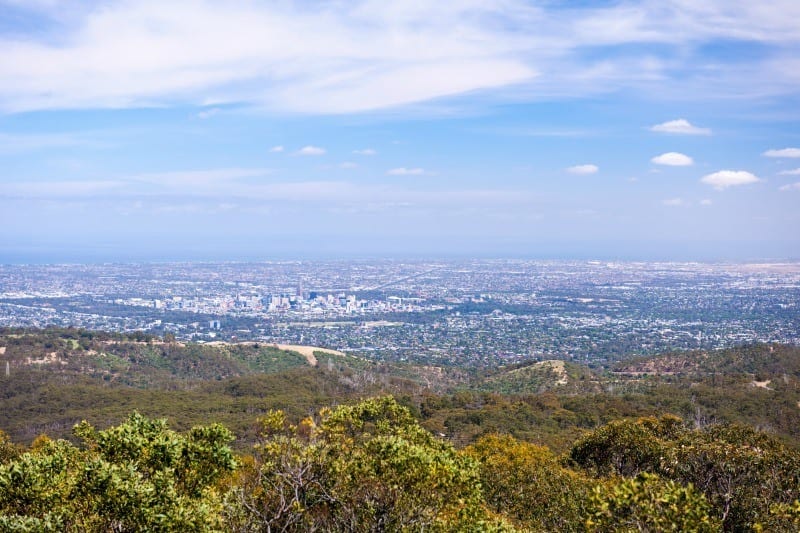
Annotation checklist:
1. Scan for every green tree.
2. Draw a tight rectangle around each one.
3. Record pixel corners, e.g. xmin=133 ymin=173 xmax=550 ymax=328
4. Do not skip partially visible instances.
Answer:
xmin=570 ymin=417 xmax=800 ymax=531
xmin=0 ymin=430 xmax=19 ymax=465
xmin=0 ymin=413 xmax=237 ymax=532
xmin=660 ymin=424 xmax=800 ymax=531
xmin=227 ymin=396 xmax=513 ymax=532
xmin=465 ymin=433 xmax=592 ymax=531
xmin=586 ymin=472 xmax=720 ymax=532
xmin=568 ymin=415 xmax=684 ymax=477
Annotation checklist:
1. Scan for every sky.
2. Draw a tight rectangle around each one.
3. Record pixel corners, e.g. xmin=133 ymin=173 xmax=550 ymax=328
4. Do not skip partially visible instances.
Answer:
xmin=1 ymin=0 xmax=799 ymax=263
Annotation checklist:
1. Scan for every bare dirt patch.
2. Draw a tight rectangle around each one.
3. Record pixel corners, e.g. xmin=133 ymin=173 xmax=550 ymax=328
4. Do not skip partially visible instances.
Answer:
xmin=538 ymin=360 xmax=569 ymax=385
xmin=275 ymin=344 xmax=345 ymax=367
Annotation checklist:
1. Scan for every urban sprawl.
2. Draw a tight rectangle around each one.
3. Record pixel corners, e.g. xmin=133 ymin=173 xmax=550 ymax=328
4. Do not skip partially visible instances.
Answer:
xmin=1 ymin=260 xmax=798 ymax=368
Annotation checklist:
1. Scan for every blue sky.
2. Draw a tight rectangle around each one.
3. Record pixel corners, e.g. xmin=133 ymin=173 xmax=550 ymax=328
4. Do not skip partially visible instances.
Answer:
xmin=1 ymin=0 xmax=799 ymax=262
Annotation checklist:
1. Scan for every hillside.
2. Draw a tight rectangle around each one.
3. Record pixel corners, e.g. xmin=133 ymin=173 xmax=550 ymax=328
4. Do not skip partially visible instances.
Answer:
xmin=1 ymin=328 xmax=800 ymax=452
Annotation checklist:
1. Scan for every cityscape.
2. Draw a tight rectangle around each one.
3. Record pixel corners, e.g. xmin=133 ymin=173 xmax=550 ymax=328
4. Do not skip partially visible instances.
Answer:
xmin=2 ymin=260 xmax=797 ymax=368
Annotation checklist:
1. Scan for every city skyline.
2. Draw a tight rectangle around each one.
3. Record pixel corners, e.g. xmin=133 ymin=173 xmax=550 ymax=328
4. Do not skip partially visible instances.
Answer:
xmin=1 ymin=1 xmax=799 ymax=263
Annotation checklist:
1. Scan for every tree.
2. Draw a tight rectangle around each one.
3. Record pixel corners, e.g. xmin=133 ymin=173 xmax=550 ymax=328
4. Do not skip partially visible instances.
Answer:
xmin=570 ymin=416 xmax=800 ymax=531
xmin=0 ymin=413 xmax=237 ymax=532
xmin=586 ymin=472 xmax=720 ymax=532
xmin=568 ymin=415 xmax=683 ymax=477
xmin=660 ymin=424 xmax=800 ymax=531
xmin=226 ymin=397 xmax=513 ymax=532
xmin=466 ymin=433 xmax=593 ymax=531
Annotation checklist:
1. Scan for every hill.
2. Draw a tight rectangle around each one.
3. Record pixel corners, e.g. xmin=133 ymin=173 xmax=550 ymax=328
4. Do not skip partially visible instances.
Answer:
xmin=1 ymin=328 xmax=800 ymax=453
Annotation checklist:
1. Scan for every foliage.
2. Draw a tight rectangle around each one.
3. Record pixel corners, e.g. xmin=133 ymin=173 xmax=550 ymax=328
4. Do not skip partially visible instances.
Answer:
xmin=568 ymin=415 xmax=683 ymax=477
xmin=586 ymin=472 xmax=720 ymax=532
xmin=0 ymin=414 xmax=236 ymax=532
xmin=226 ymin=397 xmax=511 ymax=532
xmin=466 ymin=433 xmax=592 ymax=531
xmin=661 ymin=424 xmax=800 ymax=531
xmin=0 ymin=431 xmax=20 ymax=465
xmin=570 ymin=416 xmax=800 ymax=531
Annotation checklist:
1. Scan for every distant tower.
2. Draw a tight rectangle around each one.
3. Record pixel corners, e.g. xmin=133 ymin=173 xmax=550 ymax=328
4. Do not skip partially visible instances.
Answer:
xmin=298 ymin=279 xmax=305 ymax=300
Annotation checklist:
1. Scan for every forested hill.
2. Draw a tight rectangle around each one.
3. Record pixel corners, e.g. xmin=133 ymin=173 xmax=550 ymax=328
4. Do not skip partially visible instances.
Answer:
xmin=1 ymin=327 xmax=800 ymax=451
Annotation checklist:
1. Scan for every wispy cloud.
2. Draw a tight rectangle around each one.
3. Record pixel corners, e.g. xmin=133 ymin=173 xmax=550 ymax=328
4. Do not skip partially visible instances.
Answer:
xmin=196 ymin=107 xmax=220 ymax=119
xmin=0 ymin=132 xmax=107 ymax=153
xmin=0 ymin=180 xmax=127 ymax=197
xmin=0 ymin=171 xmax=539 ymax=219
xmin=1 ymin=2 xmax=799 ymax=114
xmin=650 ymin=119 xmax=711 ymax=136
xmin=566 ymin=164 xmax=598 ymax=175
xmin=701 ymin=170 xmax=760 ymax=190
xmin=387 ymin=167 xmax=426 ymax=176
xmin=778 ymin=168 xmax=800 ymax=175
xmin=663 ymin=197 xmax=688 ymax=207
xmin=763 ymin=147 xmax=800 ymax=158
xmin=779 ymin=182 xmax=800 ymax=191
xmin=339 ymin=162 xmax=358 ymax=169
xmin=132 ymin=168 xmax=272 ymax=187
xmin=269 ymin=145 xmax=285 ymax=153
xmin=0 ymin=168 xmax=270 ymax=200
xmin=294 ymin=146 xmax=326 ymax=156
xmin=651 ymin=152 xmax=693 ymax=166
xmin=353 ymin=149 xmax=376 ymax=156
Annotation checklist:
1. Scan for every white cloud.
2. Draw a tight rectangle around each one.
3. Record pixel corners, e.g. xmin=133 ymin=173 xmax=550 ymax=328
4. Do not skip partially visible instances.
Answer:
xmin=778 ymin=168 xmax=800 ymax=175
xmin=566 ymin=164 xmax=598 ymax=175
xmin=2 ymin=2 xmax=799 ymax=114
xmin=763 ymin=148 xmax=800 ymax=158
xmin=353 ymin=149 xmax=376 ymax=156
xmin=0 ymin=2 xmax=537 ymax=114
xmin=387 ymin=167 xmax=426 ymax=176
xmin=269 ymin=145 xmax=284 ymax=153
xmin=651 ymin=152 xmax=694 ymax=166
xmin=700 ymin=199 xmax=713 ymax=206
xmin=294 ymin=146 xmax=326 ymax=156
xmin=339 ymin=162 xmax=358 ymax=169
xmin=662 ymin=197 xmax=688 ymax=207
xmin=779 ymin=182 xmax=800 ymax=191
xmin=650 ymin=119 xmax=711 ymax=135
xmin=196 ymin=107 xmax=220 ymax=119
xmin=701 ymin=170 xmax=760 ymax=190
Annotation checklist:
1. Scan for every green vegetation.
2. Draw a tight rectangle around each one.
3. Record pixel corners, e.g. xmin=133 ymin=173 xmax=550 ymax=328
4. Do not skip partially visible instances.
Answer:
xmin=2 ymin=328 xmax=800 ymax=530
xmin=0 ymin=413 xmax=236 ymax=531
xmin=1 ymin=399 xmax=798 ymax=531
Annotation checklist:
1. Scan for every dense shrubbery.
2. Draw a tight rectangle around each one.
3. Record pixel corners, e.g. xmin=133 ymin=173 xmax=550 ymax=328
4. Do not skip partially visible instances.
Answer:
xmin=1 ymin=398 xmax=798 ymax=531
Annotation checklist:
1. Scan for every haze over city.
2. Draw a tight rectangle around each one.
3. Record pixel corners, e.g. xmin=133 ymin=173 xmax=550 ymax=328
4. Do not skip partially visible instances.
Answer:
xmin=1 ymin=1 xmax=799 ymax=262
